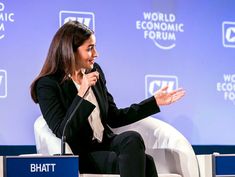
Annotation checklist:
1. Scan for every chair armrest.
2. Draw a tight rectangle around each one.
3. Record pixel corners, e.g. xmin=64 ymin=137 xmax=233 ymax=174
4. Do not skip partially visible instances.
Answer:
xmin=34 ymin=115 xmax=72 ymax=155
xmin=196 ymin=154 xmax=213 ymax=177
xmin=112 ymin=116 xmax=200 ymax=177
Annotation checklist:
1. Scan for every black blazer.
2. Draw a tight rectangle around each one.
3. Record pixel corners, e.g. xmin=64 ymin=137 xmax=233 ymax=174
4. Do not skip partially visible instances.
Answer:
xmin=36 ymin=63 xmax=160 ymax=154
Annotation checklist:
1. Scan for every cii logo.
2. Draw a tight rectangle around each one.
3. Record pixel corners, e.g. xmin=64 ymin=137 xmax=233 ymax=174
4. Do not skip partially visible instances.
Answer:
xmin=0 ymin=70 xmax=7 ymax=98
xmin=145 ymin=75 xmax=178 ymax=98
xmin=222 ymin=21 xmax=235 ymax=48
xmin=59 ymin=11 xmax=95 ymax=30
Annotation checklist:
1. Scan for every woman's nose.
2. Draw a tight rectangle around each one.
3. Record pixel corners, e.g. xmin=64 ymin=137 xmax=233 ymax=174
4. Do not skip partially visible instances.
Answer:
xmin=93 ymin=47 xmax=99 ymax=58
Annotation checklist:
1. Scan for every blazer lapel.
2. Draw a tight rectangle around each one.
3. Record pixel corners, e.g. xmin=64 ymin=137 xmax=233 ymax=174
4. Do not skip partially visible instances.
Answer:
xmin=61 ymin=77 xmax=107 ymax=119
xmin=92 ymin=81 xmax=106 ymax=120
xmin=61 ymin=79 xmax=78 ymax=107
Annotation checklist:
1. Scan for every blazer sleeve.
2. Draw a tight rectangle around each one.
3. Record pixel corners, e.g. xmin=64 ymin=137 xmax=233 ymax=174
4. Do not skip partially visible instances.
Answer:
xmin=95 ymin=63 xmax=161 ymax=128
xmin=106 ymin=93 xmax=160 ymax=128
xmin=36 ymin=76 xmax=95 ymax=138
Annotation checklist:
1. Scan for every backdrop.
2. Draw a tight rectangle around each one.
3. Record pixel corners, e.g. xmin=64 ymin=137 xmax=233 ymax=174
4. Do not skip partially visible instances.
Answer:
xmin=0 ymin=0 xmax=235 ymax=145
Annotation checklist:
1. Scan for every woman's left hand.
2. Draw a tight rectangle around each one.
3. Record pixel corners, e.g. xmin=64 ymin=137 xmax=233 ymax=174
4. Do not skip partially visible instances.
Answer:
xmin=154 ymin=86 xmax=185 ymax=106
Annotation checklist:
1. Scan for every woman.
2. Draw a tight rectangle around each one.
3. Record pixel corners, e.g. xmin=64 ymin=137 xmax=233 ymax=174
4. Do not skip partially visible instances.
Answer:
xmin=30 ymin=20 xmax=185 ymax=177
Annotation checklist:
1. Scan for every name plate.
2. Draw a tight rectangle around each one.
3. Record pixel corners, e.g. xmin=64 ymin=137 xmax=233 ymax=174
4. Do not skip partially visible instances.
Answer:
xmin=4 ymin=155 xmax=79 ymax=177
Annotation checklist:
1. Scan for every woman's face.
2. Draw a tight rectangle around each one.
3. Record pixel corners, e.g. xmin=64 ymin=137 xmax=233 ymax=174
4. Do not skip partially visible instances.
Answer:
xmin=75 ymin=34 xmax=98 ymax=71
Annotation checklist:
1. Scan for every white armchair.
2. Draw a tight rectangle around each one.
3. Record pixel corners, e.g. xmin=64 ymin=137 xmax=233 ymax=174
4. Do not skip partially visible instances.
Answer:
xmin=34 ymin=115 xmax=199 ymax=177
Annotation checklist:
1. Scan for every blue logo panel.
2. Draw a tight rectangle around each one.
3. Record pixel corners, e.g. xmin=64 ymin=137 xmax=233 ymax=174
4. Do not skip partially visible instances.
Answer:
xmin=59 ymin=11 xmax=95 ymax=30
xmin=145 ymin=75 xmax=178 ymax=98
xmin=222 ymin=21 xmax=235 ymax=48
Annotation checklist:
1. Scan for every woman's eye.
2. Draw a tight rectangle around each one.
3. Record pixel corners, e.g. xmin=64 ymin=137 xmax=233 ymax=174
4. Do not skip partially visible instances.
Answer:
xmin=87 ymin=46 xmax=93 ymax=51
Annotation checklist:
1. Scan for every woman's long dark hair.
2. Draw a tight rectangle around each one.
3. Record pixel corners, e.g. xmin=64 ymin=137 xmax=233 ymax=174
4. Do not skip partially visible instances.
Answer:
xmin=30 ymin=21 xmax=93 ymax=103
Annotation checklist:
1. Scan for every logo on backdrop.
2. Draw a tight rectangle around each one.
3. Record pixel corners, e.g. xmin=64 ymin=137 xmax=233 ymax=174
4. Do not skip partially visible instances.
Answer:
xmin=136 ymin=12 xmax=184 ymax=50
xmin=145 ymin=75 xmax=178 ymax=98
xmin=217 ymin=74 xmax=235 ymax=105
xmin=59 ymin=11 xmax=95 ymax=30
xmin=0 ymin=70 xmax=7 ymax=98
xmin=222 ymin=21 xmax=235 ymax=48
xmin=0 ymin=2 xmax=15 ymax=40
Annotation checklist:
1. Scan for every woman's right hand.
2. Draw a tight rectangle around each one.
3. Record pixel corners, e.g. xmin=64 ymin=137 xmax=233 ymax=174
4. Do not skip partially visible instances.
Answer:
xmin=78 ymin=71 xmax=99 ymax=97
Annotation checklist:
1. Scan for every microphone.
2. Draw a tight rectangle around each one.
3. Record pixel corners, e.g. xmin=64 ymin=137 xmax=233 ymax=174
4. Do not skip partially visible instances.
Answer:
xmin=60 ymin=67 xmax=96 ymax=155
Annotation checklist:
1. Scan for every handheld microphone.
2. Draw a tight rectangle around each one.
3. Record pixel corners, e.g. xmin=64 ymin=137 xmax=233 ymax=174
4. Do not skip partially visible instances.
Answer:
xmin=60 ymin=67 xmax=96 ymax=155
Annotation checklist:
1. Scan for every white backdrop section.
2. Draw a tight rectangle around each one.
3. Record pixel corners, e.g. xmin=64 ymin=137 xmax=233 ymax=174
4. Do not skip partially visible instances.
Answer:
xmin=0 ymin=0 xmax=235 ymax=145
